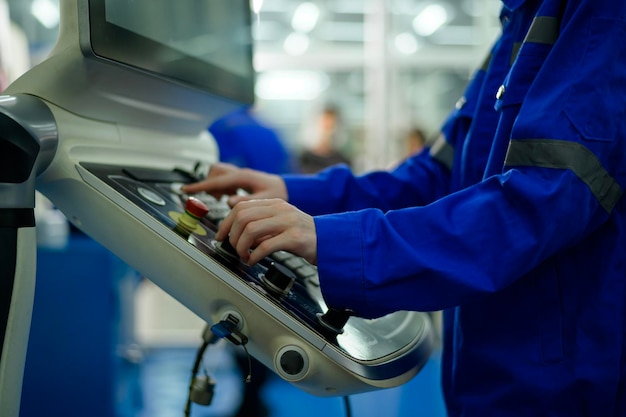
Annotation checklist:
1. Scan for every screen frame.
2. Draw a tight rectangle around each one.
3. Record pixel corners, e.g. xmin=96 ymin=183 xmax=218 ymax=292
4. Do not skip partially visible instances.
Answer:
xmin=86 ymin=0 xmax=255 ymax=105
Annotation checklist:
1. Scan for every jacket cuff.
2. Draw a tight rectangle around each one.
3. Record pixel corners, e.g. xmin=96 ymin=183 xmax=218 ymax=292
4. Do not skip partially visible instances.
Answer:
xmin=314 ymin=213 xmax=369 ymax=316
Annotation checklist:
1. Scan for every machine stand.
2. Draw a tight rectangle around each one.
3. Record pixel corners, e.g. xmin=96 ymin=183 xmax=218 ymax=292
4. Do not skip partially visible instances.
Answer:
xmin=0 ymin=94 xmax=58 ymax=417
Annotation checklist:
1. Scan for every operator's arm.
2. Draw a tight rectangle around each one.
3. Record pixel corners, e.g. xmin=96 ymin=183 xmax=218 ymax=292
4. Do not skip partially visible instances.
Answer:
xmin=315 ymin=168 xmax=608 ymax=317
xmin=316 ymin=1 xmax=626 ymax=318
xmin=283 ymin=150 xmax=452 ymax=216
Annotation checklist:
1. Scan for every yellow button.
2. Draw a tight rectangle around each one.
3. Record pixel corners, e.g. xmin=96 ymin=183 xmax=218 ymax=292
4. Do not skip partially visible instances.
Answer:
xmin=496 ymin=85 xmax=506 ymax=100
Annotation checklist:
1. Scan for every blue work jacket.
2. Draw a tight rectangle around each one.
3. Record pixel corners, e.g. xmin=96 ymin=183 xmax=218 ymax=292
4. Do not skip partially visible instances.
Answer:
xmin=283 ymin=0 xmax=626 ymax=415
xmin=209 ymin=107 xmax=295 ymax=174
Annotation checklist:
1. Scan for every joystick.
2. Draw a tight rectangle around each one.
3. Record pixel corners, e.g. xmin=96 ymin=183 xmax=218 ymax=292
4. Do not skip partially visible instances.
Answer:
xmin=317 ymin=308 xmax=353 ymax=335
xmin=216 ymin=237 xmax=240 ymax=259
xmin=261 ymin=262 xmax=296 ymax=296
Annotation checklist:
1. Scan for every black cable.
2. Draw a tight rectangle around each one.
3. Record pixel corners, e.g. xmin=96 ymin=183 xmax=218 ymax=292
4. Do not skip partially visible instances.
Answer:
xmin=343 ymin=396 xmax=352 ymax=417
xmin=184 ymin=318 xmax=251 ymax=417
xmin=188 ymin=320 xmax=351 ymax=417
xmin=241 ymin=343 xmax=253 ymax=383
xmin=184 ymin=340 xmax=209 ymax=417
xmin=184 ymin=324 xmax=218 ymax=417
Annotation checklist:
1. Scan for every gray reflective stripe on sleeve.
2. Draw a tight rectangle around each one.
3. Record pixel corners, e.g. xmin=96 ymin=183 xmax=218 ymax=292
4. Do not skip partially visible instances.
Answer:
xmin=430 ymin=133 xmax=455 ymax=171
xmin=505 ymin=139 xmax=623 ymax=213
xmin=510 ymin=42 xmax=522 ymax=65
xmin=511 ymin=16 xmax=559 ymax=64
xmin=480 ymin=53 xmax=492 ymax=72
xmin=524 ymin=16 xmax=560 ymax=45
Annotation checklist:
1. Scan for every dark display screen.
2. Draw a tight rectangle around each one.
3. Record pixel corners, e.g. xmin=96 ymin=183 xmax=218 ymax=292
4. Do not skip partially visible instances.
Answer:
xmin=88 ymin=0 xmax=255 ymax=104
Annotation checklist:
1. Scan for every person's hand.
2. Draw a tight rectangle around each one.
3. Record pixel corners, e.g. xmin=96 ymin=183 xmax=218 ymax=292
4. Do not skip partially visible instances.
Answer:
xmin=181 ymin=162 xmax=288 ymax=207
xmin=215 ymin=198 xmax=317 ymax=266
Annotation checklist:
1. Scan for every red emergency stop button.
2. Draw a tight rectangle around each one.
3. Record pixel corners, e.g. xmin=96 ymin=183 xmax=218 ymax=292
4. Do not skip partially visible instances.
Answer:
xmin=185 ymin=197 xmax=209 ymax=219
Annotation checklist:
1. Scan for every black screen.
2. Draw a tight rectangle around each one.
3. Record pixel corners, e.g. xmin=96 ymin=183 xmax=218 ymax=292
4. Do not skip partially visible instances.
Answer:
xmin=88 ymin=0 xmax=255 ymax=104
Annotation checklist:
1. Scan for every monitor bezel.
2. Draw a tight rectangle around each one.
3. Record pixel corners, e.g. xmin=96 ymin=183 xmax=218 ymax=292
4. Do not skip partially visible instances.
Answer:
xmin=86 ymin=0 xmax=255 ymax=105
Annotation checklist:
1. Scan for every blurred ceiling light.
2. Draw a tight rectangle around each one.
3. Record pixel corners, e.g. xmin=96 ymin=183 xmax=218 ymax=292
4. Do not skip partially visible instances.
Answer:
xmin=412 ymin=3 xmax=449 ymax=37
xmin=251 ymin=0 xmax=264 ymax=14
xmin=30 ymin=0 xmax=59 ymax=29
xmin=283 ymin=32 xmax=310 ymax=56
xmin=318 ymin=21 xmax=365 ymax=42
xmin=394 ymin=32 xmax=420 ymax=55
xmin=256 ymin=70 xmax=329 ymax=101
xmin=291 ymin=2 xmax=320 ymax=33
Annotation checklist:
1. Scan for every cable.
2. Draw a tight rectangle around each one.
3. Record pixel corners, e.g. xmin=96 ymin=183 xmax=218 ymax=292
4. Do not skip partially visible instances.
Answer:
xmin=241 ymin=343 xmax=253 ymax=383
xmin=187 ymin=318 xmax=351 ymax=417
xmin=184 ymin=316 xmax=252 ymax=417
xmin=183 ymin=324 xmax=218 ymax=417
xmin=343 ymin=396 xmax=353 ymax=417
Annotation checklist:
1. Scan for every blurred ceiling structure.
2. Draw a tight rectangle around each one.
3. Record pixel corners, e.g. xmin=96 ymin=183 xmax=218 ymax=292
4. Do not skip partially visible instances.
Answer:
xmin=5 ymin=0 xmax=502 ymax=168
xmin=252 ymin=0 xmax=500 ymax=69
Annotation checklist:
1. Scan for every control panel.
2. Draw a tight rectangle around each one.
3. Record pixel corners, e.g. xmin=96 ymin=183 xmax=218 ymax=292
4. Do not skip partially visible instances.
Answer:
xmin=75 ymin=162 xmax=434 ymax=395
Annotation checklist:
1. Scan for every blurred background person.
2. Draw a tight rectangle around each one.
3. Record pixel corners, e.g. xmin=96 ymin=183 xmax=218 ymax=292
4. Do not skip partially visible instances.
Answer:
xmin=386 ymin=126 xmax=430 ymax=169
xmin=298 ymin=105 xmax=352 ymax=173
xmin=210 ymin=106 xmax=297 ymax=175
xmin=405 ymin=127 xmax=427 ymax=157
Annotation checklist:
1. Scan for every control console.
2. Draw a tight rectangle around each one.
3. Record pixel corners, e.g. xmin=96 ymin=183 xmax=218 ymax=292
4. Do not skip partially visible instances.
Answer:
xmin=74 ymin=162 xmax=435 ymax=396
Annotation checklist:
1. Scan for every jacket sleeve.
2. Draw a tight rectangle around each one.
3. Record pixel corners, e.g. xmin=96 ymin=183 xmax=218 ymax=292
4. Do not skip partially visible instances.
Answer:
xmin=283 ymin=149 xmax=451 ymax=216
xmin=315 ymin=168 xmax=607 ymax=318
xmin=315 ymin=1 xmax=626 ymax=319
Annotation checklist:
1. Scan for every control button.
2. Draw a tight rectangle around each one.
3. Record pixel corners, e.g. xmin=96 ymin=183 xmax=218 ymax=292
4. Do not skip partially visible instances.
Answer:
xmin=194 ymin=192 xmax=218 ymax=204
xmin=317 ymin=308 xmax=352 ymax=335
xmin=194 ymin=193 xmax=230 ymax=221
xmin=280 ymin=350 xmax=305 ymax=375
xmin=262 ymin=262 xmax=296 ymax=296
xmin=170 ymin=182 xmax=185 ymax=195
xmin=270 ymin=250 xmax=294 ymax=262
xmin=305 ymin=276 xmax=320 ymax=288
xmin=216 ymin=238 xmax=240 ymax=259
xmin=185 ymin=197 xmax=209 ymax=218
xmin=138 ymin=187 xmax=165 ymax=206
xmin=295 ymin=265 xmax=317 ymax=279
xmin=275 ymin=346 xmax=309 ymax=381
xmin=284 ymin=257 xmax=306 ymax=270
xmin=173 ymin=197 xmax=209 ymax=237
